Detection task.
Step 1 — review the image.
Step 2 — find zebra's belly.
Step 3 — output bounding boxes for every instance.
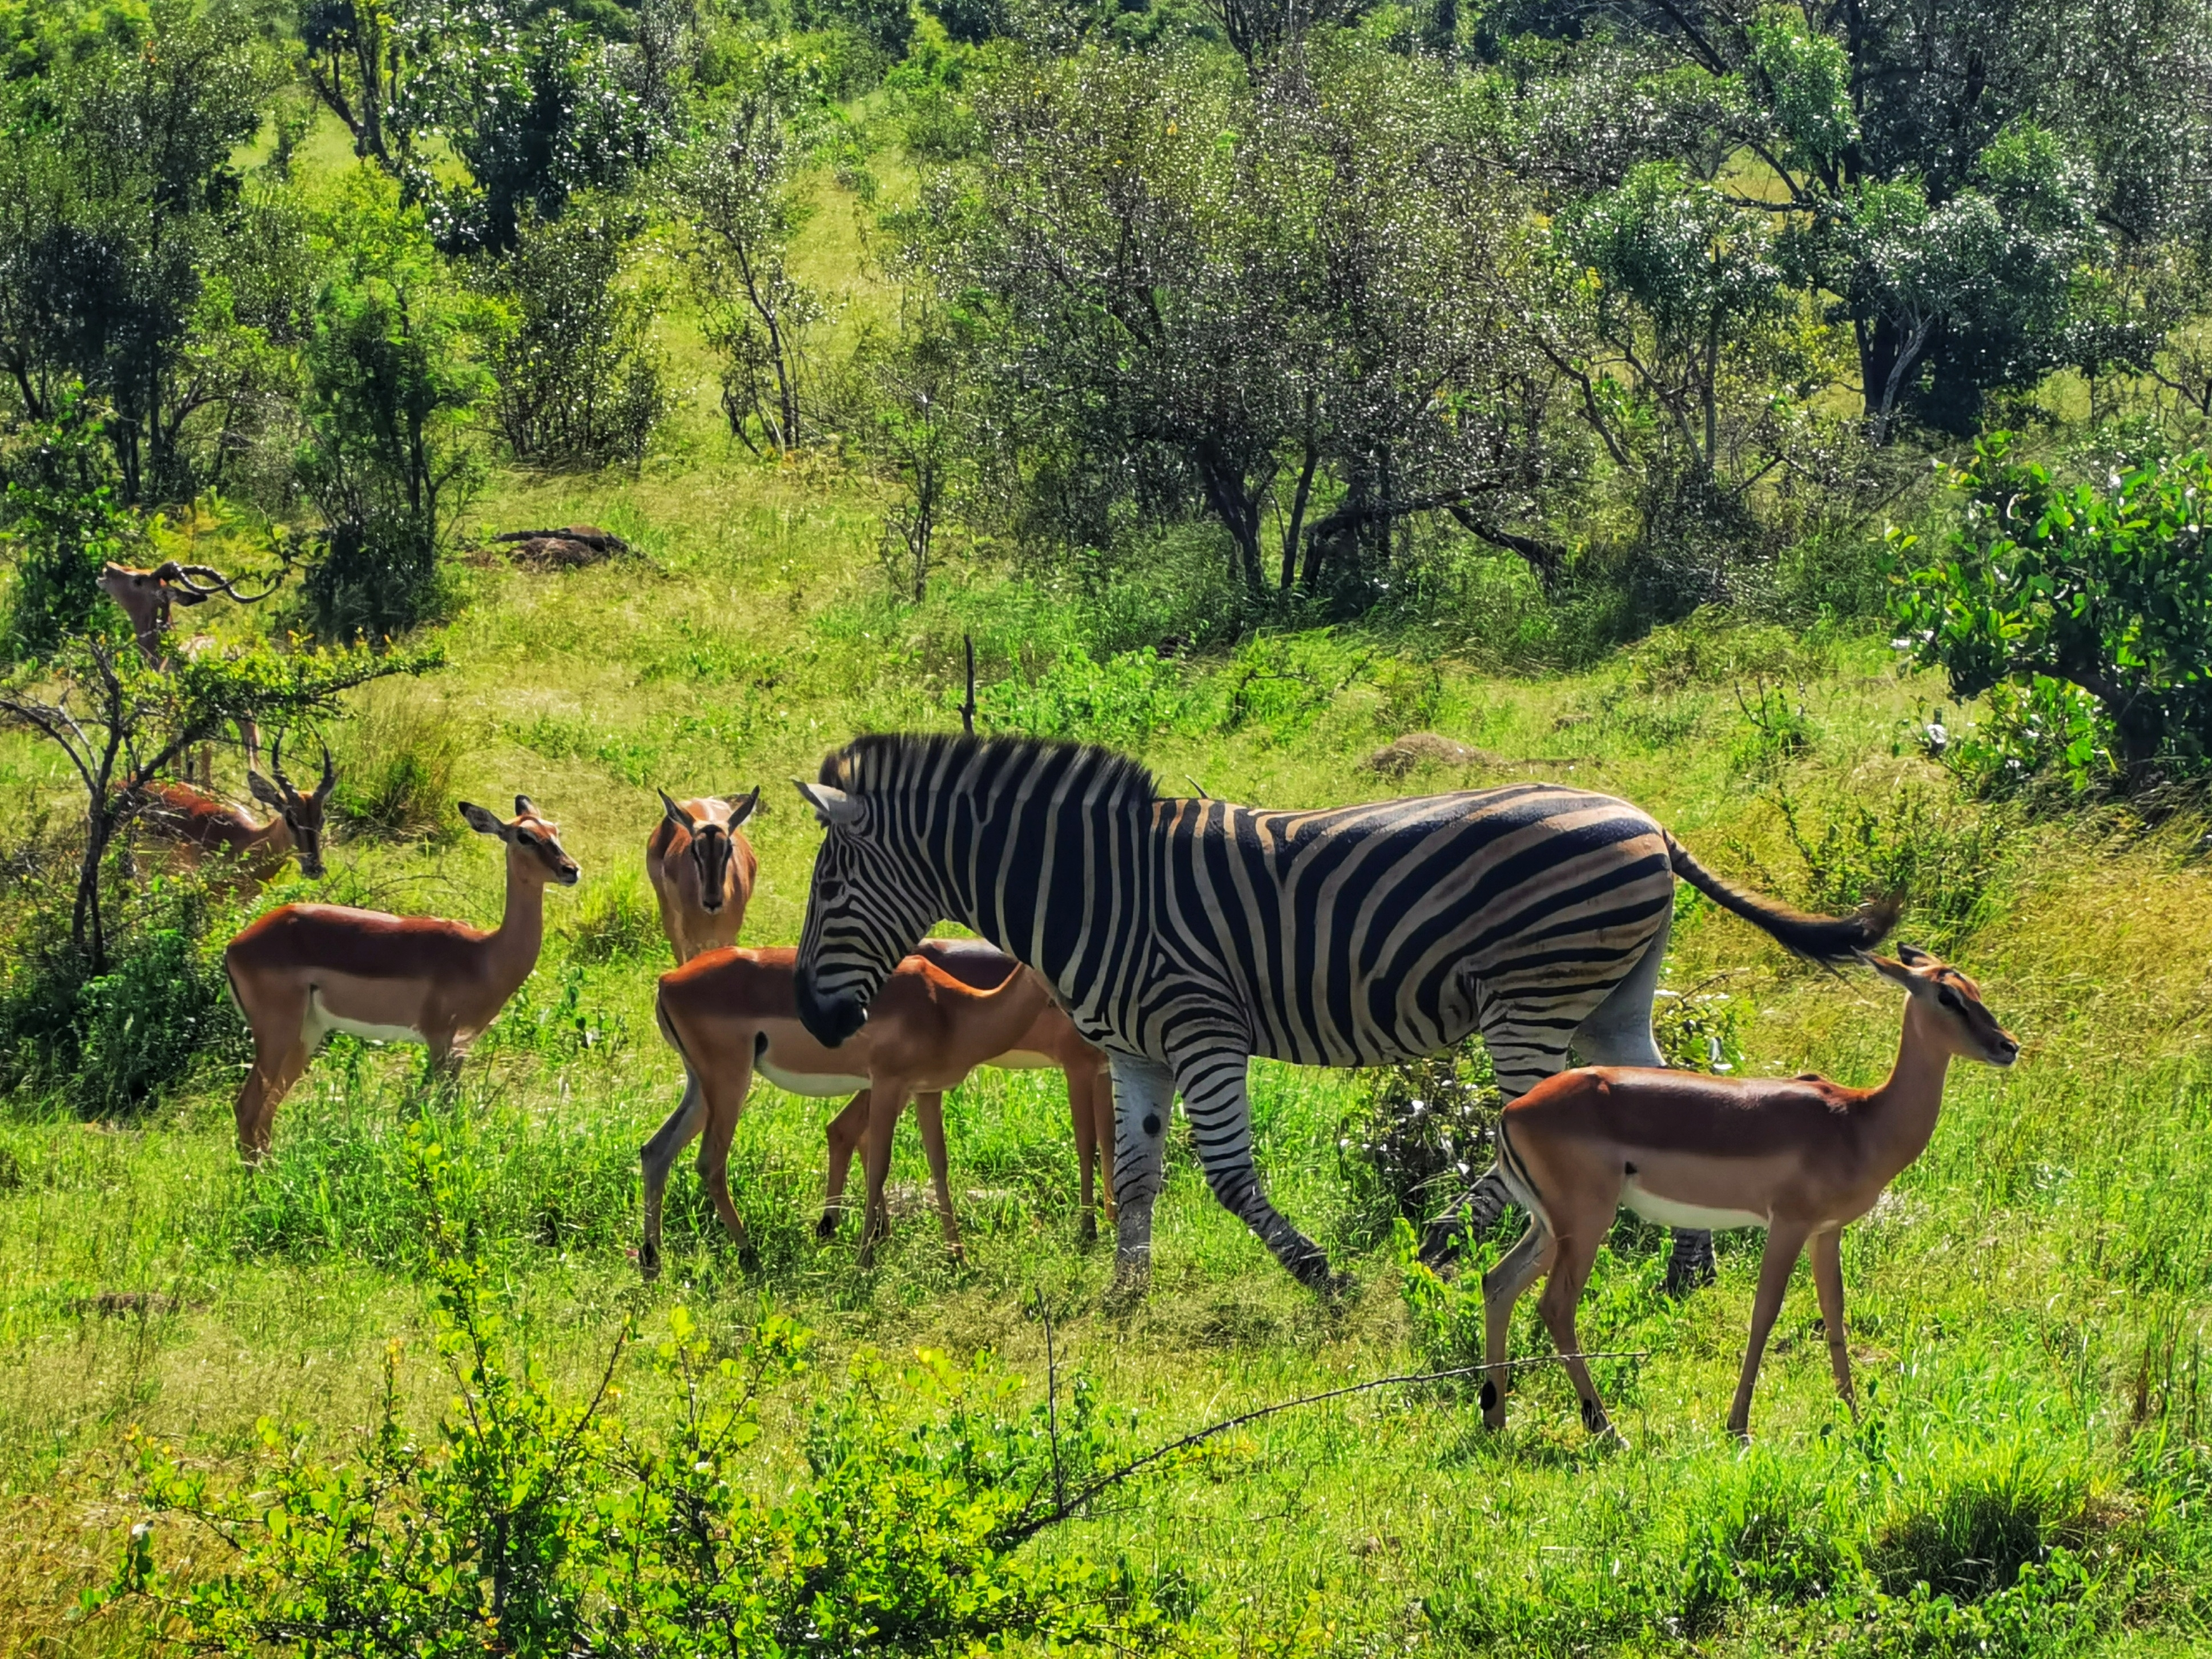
[1621,1180,1766,1232]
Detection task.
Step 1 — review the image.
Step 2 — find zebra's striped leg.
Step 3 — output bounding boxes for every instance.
[1420,1027,1575,1271]
[1107,1053,1175,1299]
[1177,1051,1345,1296]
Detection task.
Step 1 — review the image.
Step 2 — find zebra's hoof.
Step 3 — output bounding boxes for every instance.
[638,1241,660,1282]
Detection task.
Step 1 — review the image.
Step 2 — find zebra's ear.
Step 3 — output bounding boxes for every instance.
[794,780,864,830]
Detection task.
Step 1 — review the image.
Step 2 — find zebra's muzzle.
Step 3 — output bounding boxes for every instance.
[795,973,867,1047]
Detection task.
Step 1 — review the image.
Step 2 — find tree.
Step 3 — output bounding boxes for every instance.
[297,173,490,641]
[1,389,140,663]
[0,0,288,504]
[1891,432,2212,784]
[0,630,433,968]
[681,90,823,455]
[850,300,973,600]
[925,39,1554,602]
[489,197,670,469]
[1489,0,2212,439]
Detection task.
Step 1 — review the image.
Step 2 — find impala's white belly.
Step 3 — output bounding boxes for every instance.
[757,1056,868,1097]
[986,1049,1056,1071]
[1622,1180,1767,1232]
[308,993,421,1047]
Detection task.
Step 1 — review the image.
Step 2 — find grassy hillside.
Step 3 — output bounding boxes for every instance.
[4,167,2212,1656]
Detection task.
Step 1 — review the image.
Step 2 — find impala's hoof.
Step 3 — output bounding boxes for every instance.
[1076,1212,1098,1250]
[814,1212,838,1242]
[737,1242,759,1274]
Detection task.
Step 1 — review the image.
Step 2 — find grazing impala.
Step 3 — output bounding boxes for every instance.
[821,938,1116,1246]
[224,797,580,1157]
[1477,946,2017,1442]
[130,737,336,889]
[640,945,1055,1277]
[645,786,760,962]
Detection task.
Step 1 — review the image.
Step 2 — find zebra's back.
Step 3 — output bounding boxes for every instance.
[1147,782,1675,1066]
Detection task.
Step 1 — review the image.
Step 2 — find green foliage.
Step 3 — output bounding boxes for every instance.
[113,1140,1173,1657]
[328,681,466,841]
[1336,1041,1501,1248]
[1776,784,2009,955]
[1890,433,2212,785]
[0,867,246,1113]
[491,199,670,469]
[297,172,489,642]
[970,645,1191,748]
[0,390,138,662]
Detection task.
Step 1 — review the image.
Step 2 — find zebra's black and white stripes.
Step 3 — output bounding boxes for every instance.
[791,734,1893,1293]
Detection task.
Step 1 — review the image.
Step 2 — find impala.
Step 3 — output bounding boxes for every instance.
[99,559,279,663]
[645,786,760,962]
[1477,946,2017,1442]
[130,737,336,888]
[99,558,280,784]
[819,938,1116,1247]
[640,945,1055,1277]
[224,796,580,1157]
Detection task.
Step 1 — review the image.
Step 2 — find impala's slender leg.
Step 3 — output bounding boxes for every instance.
[1480,1216,1553,1430]
[638,1073,706,1280]
[232,972,313,1158]
[819,1091,870,1239]
[856,1080,912,1267]
[912,1091,962,1259]
[1534,1212,1615,1437]
[1727,1222,1811,1440]
[1108,1053,1175,1297]
[1069,1066,1099,1246]
[692,1053,758,1270]
[1093,1064,1117,1224]
[1810,1226,1856,1419]
[1176,1049,1341,1294]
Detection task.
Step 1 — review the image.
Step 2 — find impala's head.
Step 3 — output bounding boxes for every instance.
[99,561,195,650]
[1860,944,2018,1066]
[658,785,758,912]
[460,795,581,886]
[248,733,338,878]
[790,767,940,1048]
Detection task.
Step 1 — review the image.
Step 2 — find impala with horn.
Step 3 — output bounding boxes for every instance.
[1476,945,2017,1443]
[224,796,580,1157]
[130,734,337,889]
[645,786,761,963]
[99,559,283,664]
[640,943,1057,1276]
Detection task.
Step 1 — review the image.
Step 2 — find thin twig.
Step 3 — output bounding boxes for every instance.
[1002,1348,1649,1544]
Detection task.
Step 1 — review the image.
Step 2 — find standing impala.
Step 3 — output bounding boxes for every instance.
[640,945,1055,1277]
[224,796,580,1157]
[645,786,760,962]
[820,938,1116,1246]
[131,737,336,889]
[1477,945,2017,1442]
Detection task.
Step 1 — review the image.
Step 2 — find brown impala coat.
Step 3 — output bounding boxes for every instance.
[1479,946,2018,1441]
[224,798,580,1156]
[640,945,1053,1277]
[645,788,760,962]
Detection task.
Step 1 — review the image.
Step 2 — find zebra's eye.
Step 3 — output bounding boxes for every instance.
[819,879,847,903]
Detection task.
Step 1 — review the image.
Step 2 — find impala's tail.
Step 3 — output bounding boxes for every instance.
[1663,831,1900,965]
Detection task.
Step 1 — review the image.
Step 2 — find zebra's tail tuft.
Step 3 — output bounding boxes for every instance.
[1663,830,1901,965]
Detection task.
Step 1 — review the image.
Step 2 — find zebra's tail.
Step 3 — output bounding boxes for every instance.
[1663,830,1900,965]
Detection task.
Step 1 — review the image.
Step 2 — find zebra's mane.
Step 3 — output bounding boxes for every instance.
[820,733,1158,807]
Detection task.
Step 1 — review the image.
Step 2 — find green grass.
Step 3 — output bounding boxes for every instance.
[6,170,2212,1657]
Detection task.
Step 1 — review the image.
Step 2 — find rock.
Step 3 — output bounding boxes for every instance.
[1361,732,1498,778]
[492,525,632,568]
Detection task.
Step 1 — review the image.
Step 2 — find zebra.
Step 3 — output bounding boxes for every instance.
[790,734,1896,1298]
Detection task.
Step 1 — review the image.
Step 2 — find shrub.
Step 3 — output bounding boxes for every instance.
[1889,432,2212,790]
[329,682,466,841]
[0,391,139,664]
[115,1142,1178,1658]
[970,646,1191,749]
[1775,783,2010,955]
[492,200,671,469]
[0,870,248,1115]
[1337,1040,1501,1249]
[1871,1447,2093,1602]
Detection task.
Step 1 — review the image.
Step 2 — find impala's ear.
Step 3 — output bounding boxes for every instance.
[724,785,760,829]
[658,788,697,833]
[1857,949,1926,993]
[794,780,863,829]
[459,801,510,839]
[1895,942,1937,967]
[514,794,538,819]
[247,770,286,810]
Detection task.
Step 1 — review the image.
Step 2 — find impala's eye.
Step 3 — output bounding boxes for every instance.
[1937,985,1964,1013]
